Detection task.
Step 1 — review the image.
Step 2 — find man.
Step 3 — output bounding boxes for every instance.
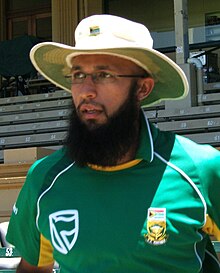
[6,14,220,273]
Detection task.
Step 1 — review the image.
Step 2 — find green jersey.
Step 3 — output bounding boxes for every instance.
[6,114,220,272]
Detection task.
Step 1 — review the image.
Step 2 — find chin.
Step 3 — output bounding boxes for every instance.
[81,116,108,129]
[83,120,103,131]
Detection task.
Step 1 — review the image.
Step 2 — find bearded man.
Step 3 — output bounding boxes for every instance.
[6,14,220,273]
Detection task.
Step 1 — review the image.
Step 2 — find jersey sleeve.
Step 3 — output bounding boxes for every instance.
[175,136,220,232]
[6,159,54,266]
[198,146,220,231]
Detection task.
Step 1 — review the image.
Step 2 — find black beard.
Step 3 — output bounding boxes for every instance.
[65,85,141,167]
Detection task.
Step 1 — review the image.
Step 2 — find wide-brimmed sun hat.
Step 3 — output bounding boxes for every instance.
[30,14,189,107]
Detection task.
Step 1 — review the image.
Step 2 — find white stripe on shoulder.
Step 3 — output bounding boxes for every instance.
[154,151,207,215]
[142,109,154,162]
[36,162,75,230]
[154,151,207,271]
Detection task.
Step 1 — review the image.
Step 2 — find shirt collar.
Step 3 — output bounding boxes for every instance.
[135,110,157,163]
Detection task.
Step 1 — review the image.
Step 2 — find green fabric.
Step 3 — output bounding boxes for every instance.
[6,115,220,272]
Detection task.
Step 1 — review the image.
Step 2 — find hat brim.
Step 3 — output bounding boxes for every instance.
[30,42,189,107]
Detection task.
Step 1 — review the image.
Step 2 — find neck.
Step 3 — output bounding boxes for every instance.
[116,120,140,165]
[116,141,139,165]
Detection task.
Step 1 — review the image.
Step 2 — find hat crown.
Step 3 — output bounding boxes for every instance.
[30,14,188,107]
[74,14,153,49]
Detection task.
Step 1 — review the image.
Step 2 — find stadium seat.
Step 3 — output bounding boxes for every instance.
[0,222,20,269]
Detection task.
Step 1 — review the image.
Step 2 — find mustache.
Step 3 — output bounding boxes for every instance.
[77,99,107,116]
[77,100,99,109]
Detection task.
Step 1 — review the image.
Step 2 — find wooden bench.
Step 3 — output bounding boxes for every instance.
[0,90,72,163]
[0,113,68,158]
[0,90,71,106]
[156,116,220,133]
[144,104,220,146]
[183,131,220,145]
[0,131,67,149]
[145,104,220,122]
[0,120,68,137]
[198,93,220,105]
[203,82,220,93]
[0,98,71,116]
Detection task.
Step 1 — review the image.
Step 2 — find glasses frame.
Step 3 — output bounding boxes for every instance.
[64,71,148,85]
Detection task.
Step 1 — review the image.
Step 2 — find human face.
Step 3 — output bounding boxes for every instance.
[70,55,149,128]
[66,81,141,167]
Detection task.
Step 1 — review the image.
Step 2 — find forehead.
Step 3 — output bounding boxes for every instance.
[70,54,143,72]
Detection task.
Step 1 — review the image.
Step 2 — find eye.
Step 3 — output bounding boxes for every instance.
[96,71,114,79]
[73,71,86,79]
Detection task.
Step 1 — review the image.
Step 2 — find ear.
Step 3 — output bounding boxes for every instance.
[136,77,155,102]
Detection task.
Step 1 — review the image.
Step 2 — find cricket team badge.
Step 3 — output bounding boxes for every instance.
[90,26,100,36]
[144,208,168,245]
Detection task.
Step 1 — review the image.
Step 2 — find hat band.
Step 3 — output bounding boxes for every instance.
[75,34,152,50]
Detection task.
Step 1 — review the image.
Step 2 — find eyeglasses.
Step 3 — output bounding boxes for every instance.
[65,71,147,84]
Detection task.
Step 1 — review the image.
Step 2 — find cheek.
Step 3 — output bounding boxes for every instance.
[104,95,129,116]
[71,90,79,107]
[72,99,77,110]
[100,92,120,110]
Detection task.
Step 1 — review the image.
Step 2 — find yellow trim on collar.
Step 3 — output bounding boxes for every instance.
[88,159,142,171]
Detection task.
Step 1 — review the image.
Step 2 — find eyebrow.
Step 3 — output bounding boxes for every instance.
[71,65,111,72]
[70,66,81,72]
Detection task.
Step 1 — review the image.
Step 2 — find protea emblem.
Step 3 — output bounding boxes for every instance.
[49,209,79,254]
[144,208,168,245]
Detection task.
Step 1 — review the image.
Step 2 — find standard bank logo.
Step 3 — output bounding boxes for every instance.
[49,209,79,254]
